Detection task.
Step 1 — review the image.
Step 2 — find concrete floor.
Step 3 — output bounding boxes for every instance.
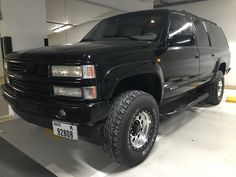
[0,90,236,177]
[0,76,4,84]
[0,94,8,117]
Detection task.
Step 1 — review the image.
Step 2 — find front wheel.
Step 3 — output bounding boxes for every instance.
[101,90,159,167]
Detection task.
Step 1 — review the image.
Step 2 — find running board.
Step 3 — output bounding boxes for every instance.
[160,93,209,117]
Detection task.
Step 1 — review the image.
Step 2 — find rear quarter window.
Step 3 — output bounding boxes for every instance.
[206,22,229,50]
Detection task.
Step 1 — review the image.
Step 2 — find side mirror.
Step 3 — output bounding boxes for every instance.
[168,35,195,47]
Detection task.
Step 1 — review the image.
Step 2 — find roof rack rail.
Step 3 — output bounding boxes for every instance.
[181,10,218,26]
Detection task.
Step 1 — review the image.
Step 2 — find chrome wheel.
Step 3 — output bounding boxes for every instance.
[217,79,223,98]
[130,111,152,149]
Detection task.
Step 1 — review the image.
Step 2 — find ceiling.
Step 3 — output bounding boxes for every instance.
[46,0,116,34]
[46,0,154,35]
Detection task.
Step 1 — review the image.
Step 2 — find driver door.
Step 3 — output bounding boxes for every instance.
[161,12,200,99]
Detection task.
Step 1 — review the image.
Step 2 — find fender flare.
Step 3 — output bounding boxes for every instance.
[211,57,223,83]
[102,61,165,101]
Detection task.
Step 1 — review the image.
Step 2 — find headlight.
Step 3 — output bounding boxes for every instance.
[53,86,97,99]
[3,61,8,70]
[53,86,82,97]
[51,66,82,77]
[51,65,96,78]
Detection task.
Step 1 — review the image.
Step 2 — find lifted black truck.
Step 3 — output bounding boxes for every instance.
[1,9,231,166]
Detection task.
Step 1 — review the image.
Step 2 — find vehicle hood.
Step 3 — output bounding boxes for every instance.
[6,41,160,65]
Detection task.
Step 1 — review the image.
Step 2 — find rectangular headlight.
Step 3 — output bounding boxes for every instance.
[51,66,82,77]
[53,86,82,97]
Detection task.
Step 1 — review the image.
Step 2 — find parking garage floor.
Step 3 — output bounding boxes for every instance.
[0,90,236,177]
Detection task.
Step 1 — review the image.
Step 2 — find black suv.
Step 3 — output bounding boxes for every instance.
[1,9,231,166]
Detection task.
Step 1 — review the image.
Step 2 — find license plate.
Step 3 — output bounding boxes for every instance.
[52,120,78,140]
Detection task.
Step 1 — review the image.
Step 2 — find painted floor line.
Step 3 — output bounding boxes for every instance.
[226,96,236,103]
[91,162,120,177]
[46,164,74,177]
[0,114,13,123]
[0,114,11,119]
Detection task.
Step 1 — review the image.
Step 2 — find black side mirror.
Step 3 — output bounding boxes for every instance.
[168,35,195,47]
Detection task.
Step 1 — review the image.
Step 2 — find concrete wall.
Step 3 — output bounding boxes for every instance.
[1,0,47,51]
[0,0,47,77]
[161,0,236,86]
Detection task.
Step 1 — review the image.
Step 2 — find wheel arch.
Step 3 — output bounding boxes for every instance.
[102,62,164,104]
[215,58,227,74]
[219,62,226,74]
[210,58,226,84]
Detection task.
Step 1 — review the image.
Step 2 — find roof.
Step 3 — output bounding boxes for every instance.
[108,9,218,26]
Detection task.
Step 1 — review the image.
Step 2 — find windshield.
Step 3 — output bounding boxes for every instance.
[82,12,165,42]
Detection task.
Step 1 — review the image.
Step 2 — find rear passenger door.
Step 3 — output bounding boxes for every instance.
[191,16,215,82]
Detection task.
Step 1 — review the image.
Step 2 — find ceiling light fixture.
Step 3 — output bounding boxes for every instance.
[53,24,73,33]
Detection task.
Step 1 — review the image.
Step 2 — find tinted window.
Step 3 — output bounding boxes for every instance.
[83,13,164,41]
[168,14,192,39]
[192,17,210,47]
[206,22,228,49]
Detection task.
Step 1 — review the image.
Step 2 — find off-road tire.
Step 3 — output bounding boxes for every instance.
[101,90,159,167]
[206,71,224,105]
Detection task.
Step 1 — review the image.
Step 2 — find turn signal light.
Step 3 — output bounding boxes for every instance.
[82,65,96,79]
[83,86,97,99]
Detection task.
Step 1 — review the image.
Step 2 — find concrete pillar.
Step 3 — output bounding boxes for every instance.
[0,0,47,116]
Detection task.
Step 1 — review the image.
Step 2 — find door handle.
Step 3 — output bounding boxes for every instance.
[211,54,215,57]
[195,55,200,59]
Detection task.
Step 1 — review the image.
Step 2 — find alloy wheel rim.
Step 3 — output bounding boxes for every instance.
[130,110,152,149]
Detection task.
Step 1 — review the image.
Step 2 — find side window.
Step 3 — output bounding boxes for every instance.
[192,17,210,47]
[206,22,228,49]
[168,14,192,39]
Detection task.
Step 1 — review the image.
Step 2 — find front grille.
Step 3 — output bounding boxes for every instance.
[8,62,22,73]
[8,62,49,76]
[7,61,51,96]
[10,78,51,96]
[36,65,49,76]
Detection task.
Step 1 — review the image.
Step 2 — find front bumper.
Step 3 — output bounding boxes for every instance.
[1,84,110,137]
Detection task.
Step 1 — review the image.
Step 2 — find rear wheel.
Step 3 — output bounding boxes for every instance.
[101,90,159,167]
[206,71,224,105]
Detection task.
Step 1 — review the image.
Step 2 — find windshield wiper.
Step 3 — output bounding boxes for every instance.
[81,38,95,42]
[81,35,139,42]
[104,35,139,41]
